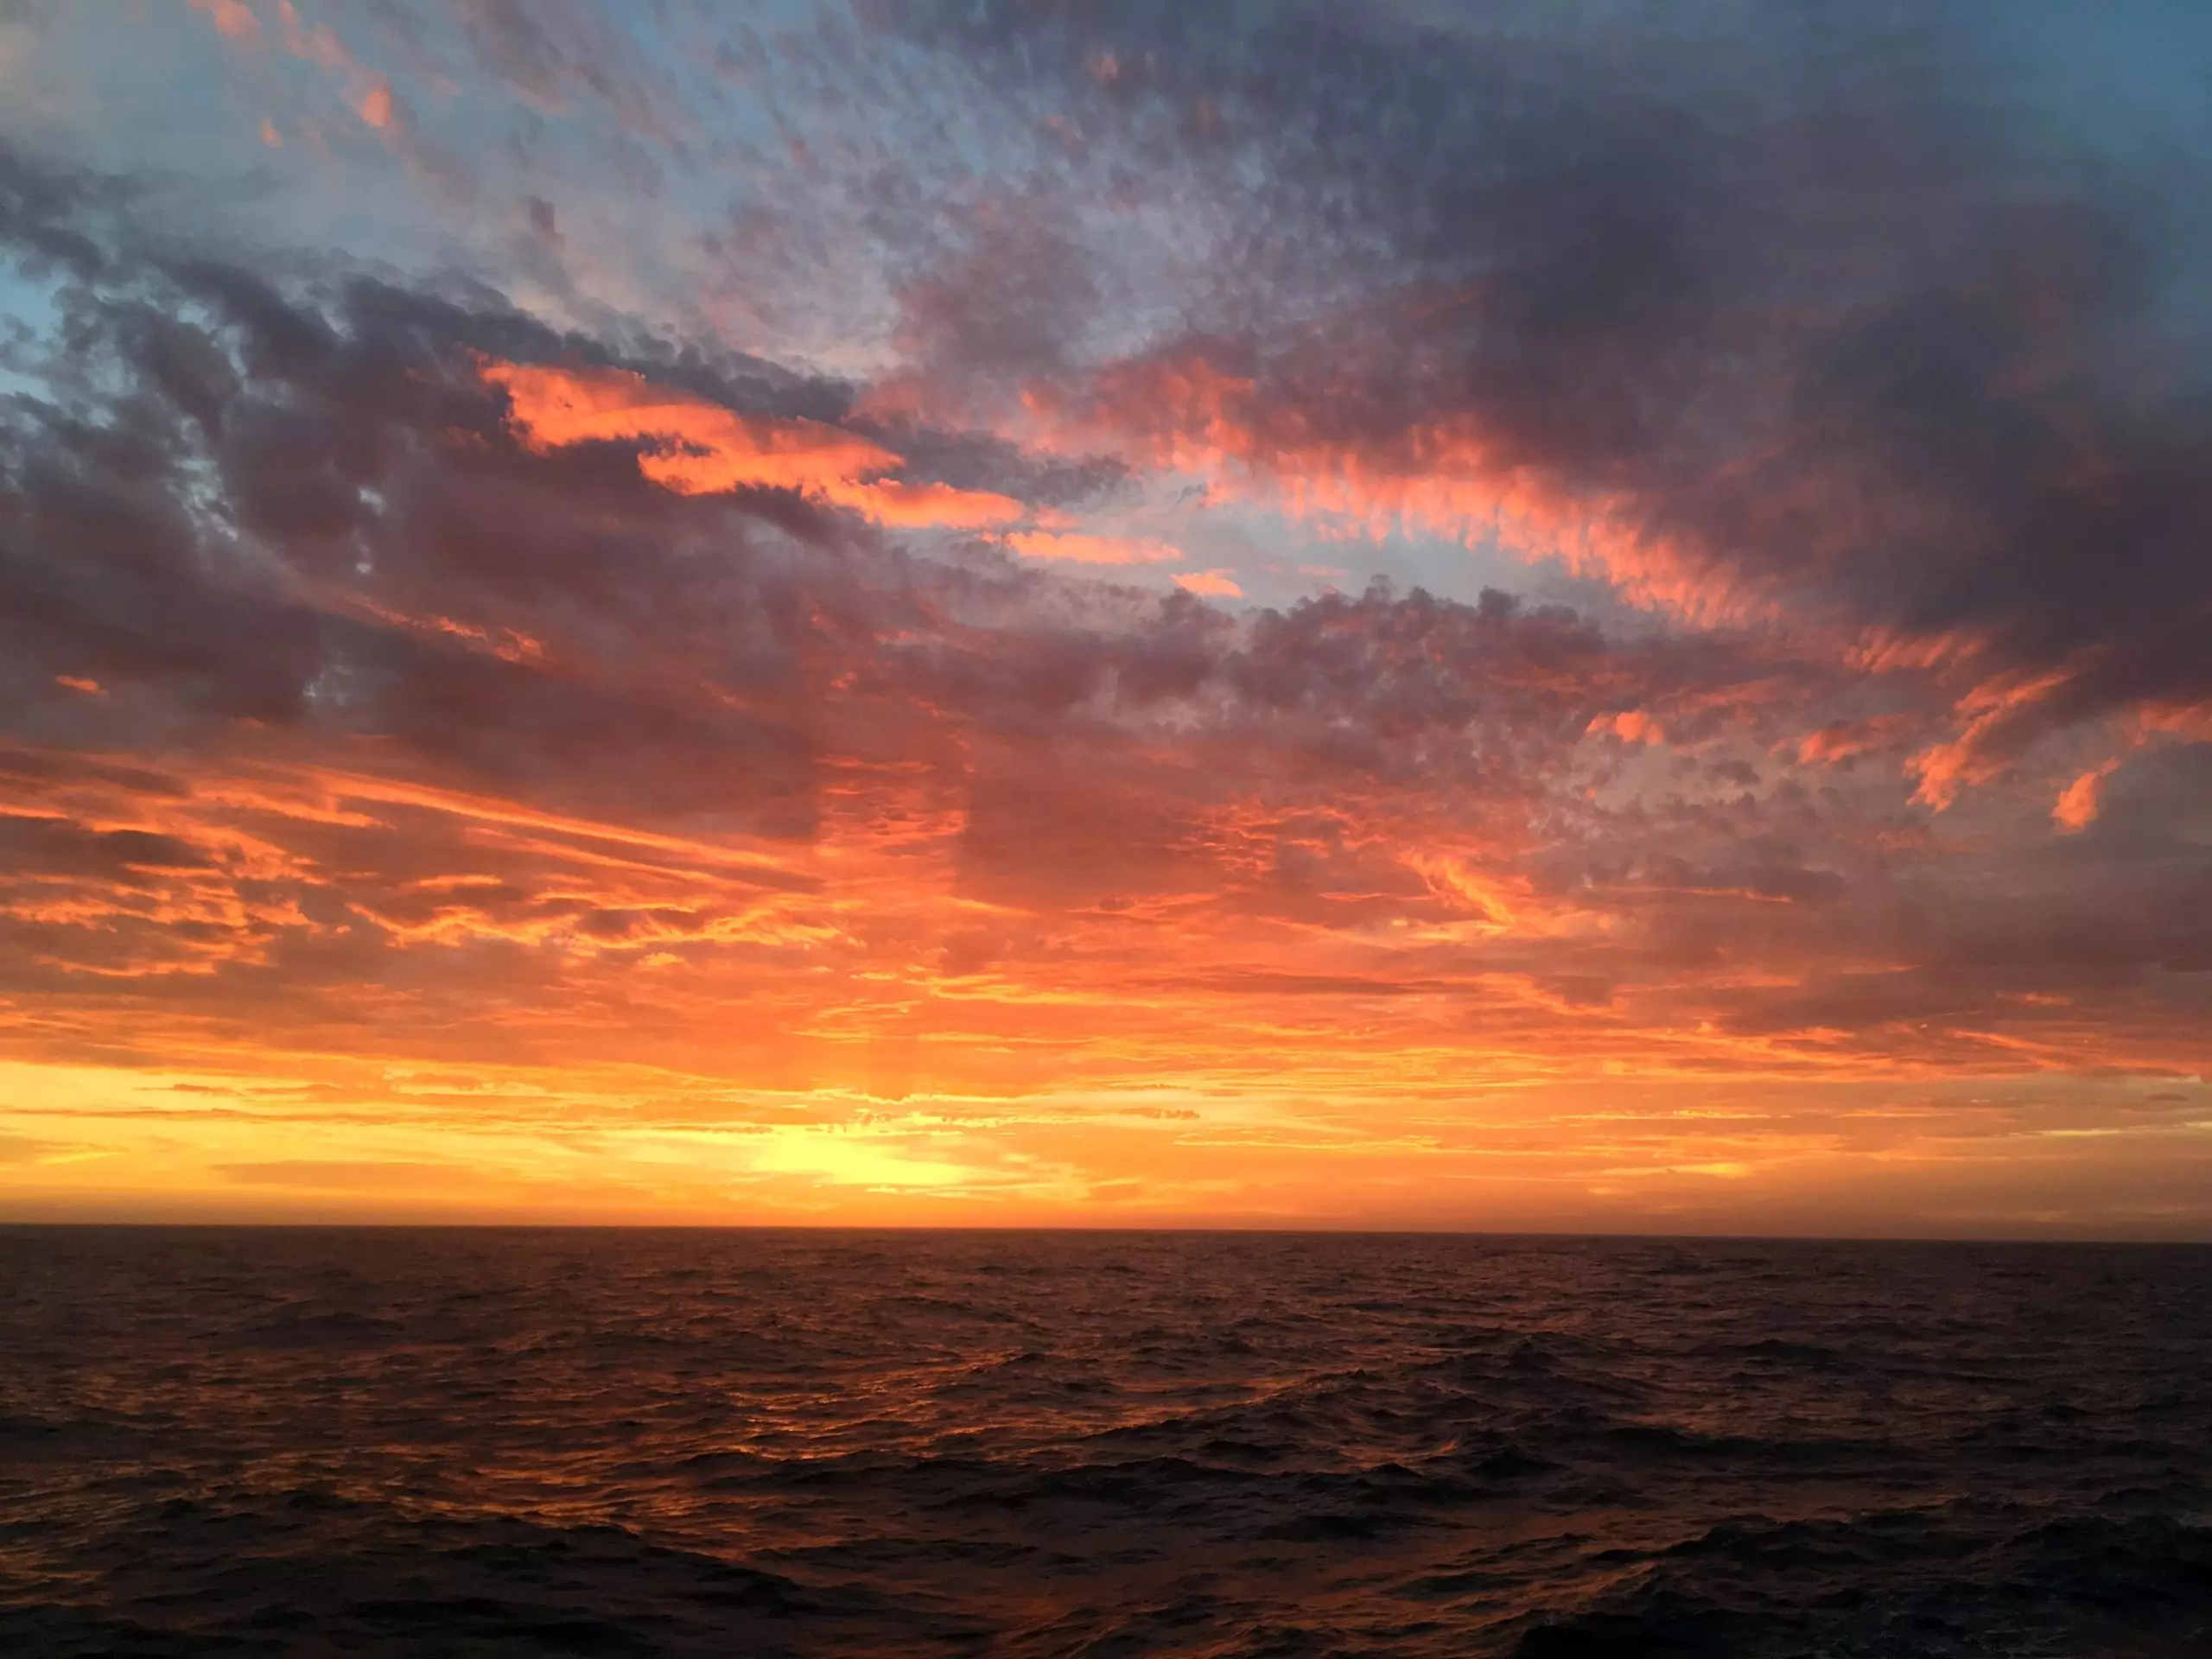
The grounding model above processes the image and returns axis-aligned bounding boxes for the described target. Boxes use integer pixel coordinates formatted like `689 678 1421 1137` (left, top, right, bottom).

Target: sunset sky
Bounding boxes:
3 0 2209 1234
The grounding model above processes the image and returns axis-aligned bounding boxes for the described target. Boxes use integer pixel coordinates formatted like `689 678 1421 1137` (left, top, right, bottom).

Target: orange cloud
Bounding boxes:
1795 715 1915 767
1004 531 1181 566
252 1 408 145
484 359 896 488
862 480 1026 530
341 598 545 665
8 686 2212 1230
276 0 346 71
1020 349 1756 626
188 0 260 41
480 360 1026 529
354 77 394 130
2132 699 2212 746
1910 663 2085 810
2052 761 2118 833
1173 569 1242 597
1588 710 1664 747
13 256 2212 1234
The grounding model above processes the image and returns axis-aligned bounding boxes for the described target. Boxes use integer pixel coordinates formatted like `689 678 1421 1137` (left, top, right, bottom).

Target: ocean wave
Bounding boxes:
2 1229 2207 1656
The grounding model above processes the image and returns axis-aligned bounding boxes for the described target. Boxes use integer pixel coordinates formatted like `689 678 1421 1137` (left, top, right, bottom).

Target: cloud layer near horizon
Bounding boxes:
0 1 2209 1231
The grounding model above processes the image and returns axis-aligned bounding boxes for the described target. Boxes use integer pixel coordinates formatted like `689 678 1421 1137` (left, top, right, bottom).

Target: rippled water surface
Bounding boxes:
3 1229 2209 1656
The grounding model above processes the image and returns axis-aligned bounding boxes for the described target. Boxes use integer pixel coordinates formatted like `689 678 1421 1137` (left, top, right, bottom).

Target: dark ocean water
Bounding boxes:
2 1230 2209 1658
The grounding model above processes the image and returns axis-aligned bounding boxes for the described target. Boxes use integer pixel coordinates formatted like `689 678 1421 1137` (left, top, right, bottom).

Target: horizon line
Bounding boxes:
4 1218 2208 1247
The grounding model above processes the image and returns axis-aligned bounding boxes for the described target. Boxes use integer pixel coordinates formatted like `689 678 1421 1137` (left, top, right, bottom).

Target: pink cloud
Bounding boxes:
1173 569 1243 597
1587 710 1665 747
355 78 394 130
188 0 260 41
2052 761 2119 834
276 0 346 71
480 359 1027 529
1004 531 1181 566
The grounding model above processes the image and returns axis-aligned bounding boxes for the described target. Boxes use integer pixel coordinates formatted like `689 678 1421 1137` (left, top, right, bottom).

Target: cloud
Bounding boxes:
275 0 346 72
216 1158 474 1188
1004 531 1179 566
0 1131 63 1164
353 76 393 130
480 358 1026 528
1173 569 1242 598
187 0 260 43
0 203 1913 1089
444 0 683 138
2053 761 2120 833
889 2 2212 790
1 6 2210 1226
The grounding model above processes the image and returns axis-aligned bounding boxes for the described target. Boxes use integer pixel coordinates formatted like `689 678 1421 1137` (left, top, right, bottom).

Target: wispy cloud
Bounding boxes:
1 2 2209 1230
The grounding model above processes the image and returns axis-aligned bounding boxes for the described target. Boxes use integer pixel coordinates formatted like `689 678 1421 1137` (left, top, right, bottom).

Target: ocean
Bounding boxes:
2 1228 2208 1656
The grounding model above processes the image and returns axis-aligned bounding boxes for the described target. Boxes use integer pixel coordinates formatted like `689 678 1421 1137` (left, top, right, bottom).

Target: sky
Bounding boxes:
2 0 2210 1235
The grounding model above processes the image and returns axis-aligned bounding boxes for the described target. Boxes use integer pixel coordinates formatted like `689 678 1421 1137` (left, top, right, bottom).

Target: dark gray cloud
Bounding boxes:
0 41 2207 1094
885 1 2212 752
1 137 1795 856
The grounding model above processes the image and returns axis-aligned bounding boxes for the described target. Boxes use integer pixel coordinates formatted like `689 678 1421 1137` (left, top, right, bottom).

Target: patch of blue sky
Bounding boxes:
1982 0 2212 377
1071 481 1577 613
0 263 60 403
